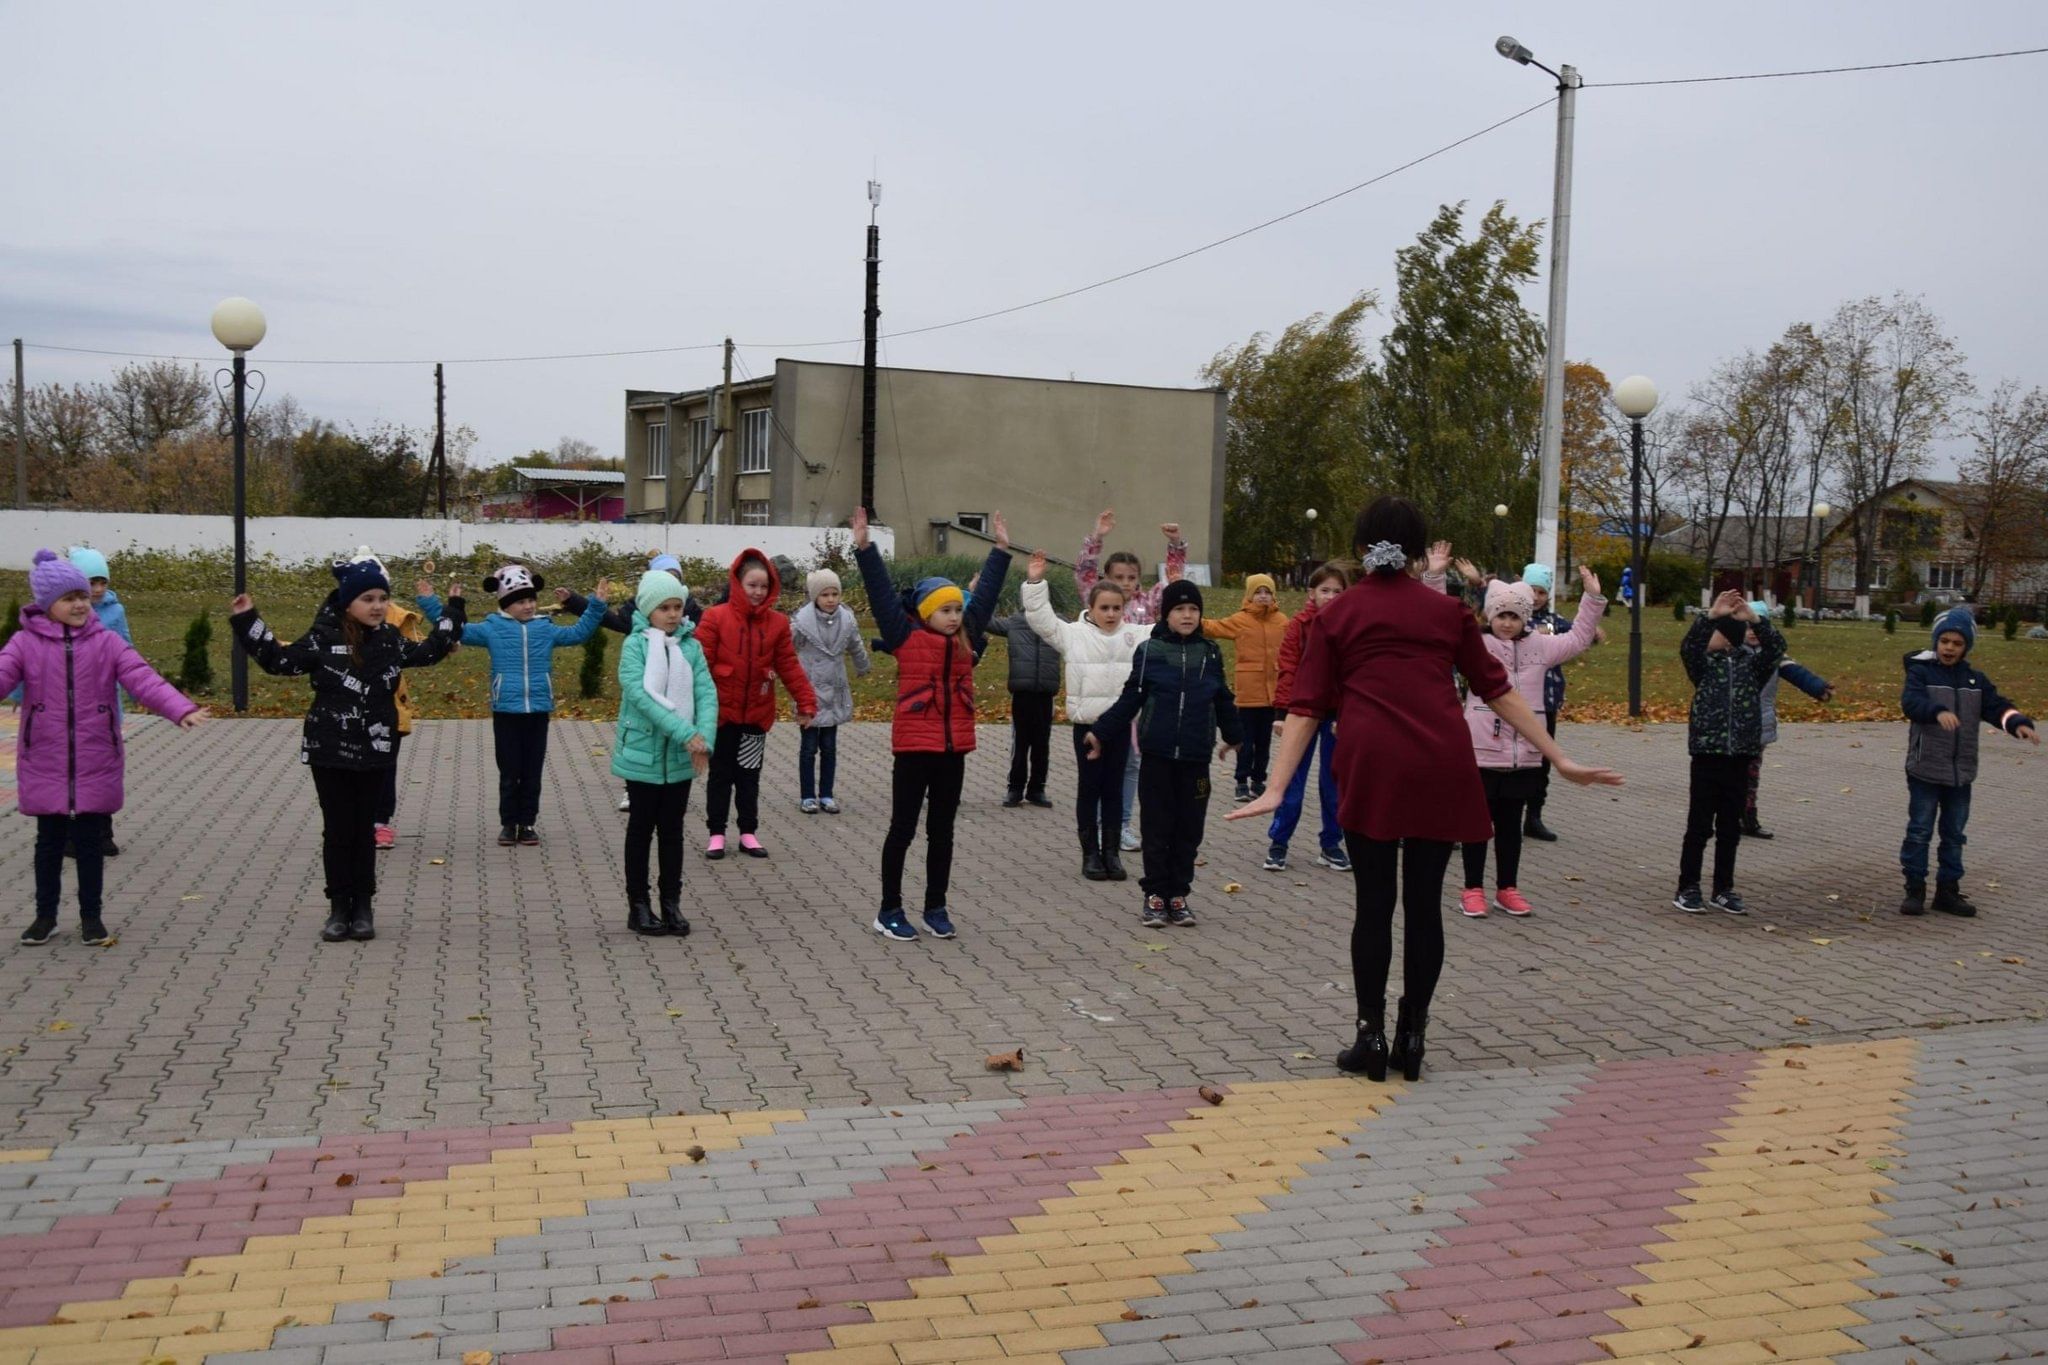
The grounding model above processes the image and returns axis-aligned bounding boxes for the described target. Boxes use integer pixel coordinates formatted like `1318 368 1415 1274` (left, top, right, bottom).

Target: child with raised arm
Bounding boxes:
1674 592 1783 916
1742 601 1833 838
5 551 207 947
789 568 870 814
852 507 1011 942
1086 580 1242 928
613 569 717 938
693 550 818 859
231 560 462 943
1201 573 1287 804
1022 552 1146 882
985 584 1064 810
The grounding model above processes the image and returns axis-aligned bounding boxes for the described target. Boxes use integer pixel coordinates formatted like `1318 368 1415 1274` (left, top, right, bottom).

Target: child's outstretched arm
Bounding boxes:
1779 660 1833 702
229 596 326 677
562 587 634 635
1530 568 1607 666
770 615 820 722
852 508 914 653
1977 673 2038 743
549 590 610 647
1021 557 1071 653
112 644 201 725
398 595 467 668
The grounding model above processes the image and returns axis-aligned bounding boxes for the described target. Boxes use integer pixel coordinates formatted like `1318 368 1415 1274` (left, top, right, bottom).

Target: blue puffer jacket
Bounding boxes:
449 595 608 714
1090 622 1245 762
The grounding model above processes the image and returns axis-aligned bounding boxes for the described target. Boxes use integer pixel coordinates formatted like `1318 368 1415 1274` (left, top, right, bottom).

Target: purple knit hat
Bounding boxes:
29 548 91 611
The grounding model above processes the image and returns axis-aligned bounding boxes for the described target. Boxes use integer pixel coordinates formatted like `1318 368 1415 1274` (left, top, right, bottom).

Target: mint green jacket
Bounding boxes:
611 613 718 785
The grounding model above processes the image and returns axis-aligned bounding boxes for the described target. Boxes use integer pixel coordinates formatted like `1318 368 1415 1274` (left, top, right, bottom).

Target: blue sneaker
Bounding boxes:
1315 845 1352 873
921 907 956 939
873 908 918 942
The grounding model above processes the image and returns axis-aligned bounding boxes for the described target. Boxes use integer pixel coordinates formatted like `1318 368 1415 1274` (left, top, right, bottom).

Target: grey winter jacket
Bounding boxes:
1901 650 2031 787
788 602 871 728
986 610 1064 694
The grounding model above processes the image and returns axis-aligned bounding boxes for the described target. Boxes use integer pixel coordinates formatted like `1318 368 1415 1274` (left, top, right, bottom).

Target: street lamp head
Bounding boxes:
1813 501 1831 519
210 297 266 353
1304 507 1318 522
1494 503 1510 519
1495 35 1534 65
1612 374 1659 420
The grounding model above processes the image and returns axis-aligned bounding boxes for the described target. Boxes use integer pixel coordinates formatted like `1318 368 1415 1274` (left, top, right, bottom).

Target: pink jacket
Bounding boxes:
1462 594 1605 769
0 607 197 816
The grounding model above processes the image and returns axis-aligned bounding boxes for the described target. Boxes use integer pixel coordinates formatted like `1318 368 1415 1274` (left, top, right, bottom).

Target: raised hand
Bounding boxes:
991 512 1010 551
851 506 870 551
1229 787 1282 821
1160 522 1181 541
1094 508 1116 538
1426 541 1452 575
1580 564 1601 596
595 577 617 601
553 587 572 603
1027 550 1047 583
448 582 465 602
230 593 254 615
1453 558 1480 582
414 577 435 598
1708 590 1742 618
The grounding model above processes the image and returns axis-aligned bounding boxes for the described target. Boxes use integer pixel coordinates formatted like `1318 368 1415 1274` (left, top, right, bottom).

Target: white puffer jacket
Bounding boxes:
1022 579 1147 724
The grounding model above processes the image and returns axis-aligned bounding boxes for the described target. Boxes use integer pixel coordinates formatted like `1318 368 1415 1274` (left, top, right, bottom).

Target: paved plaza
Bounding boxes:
1 717 2044 1362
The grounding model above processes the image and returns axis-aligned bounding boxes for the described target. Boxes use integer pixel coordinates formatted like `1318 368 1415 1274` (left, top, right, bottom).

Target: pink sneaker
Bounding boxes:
1460 887 1488 917
1494 887 1533 916
704 835 726 861
373 823 396 850
738 833 769 859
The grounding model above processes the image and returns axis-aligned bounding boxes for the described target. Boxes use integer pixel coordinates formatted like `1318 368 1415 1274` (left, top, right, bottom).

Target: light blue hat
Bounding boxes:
68 546 111 582
1521 562 1553 592
649 553 682 574
1748 599 1772 621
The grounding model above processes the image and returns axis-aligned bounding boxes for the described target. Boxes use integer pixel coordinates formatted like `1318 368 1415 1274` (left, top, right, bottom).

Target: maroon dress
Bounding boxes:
1289 571 1511 844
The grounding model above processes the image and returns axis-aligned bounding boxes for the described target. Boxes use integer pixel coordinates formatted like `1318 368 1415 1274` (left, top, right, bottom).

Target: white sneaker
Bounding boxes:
1119 827 1141 852
616 790 632 812
800 798 820 814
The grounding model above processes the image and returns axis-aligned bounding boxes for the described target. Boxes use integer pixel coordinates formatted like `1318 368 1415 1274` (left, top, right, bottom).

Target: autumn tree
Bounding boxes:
1955 380 2048 599
292 423 428 518
1558 360 1623 578
1204 294 1377 572
95 361 213 453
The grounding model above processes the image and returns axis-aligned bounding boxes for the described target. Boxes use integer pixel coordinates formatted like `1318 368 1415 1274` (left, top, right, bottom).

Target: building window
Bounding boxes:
737 499 771 526
1872 563 1890 589
956 512 988 534
645 422 667 479
1926 562 1965 592
690 417 713 492
740 409 772 474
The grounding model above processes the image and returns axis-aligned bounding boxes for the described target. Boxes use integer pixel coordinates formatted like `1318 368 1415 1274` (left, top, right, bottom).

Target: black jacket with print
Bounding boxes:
232 599 465 769
1679 614 1783 757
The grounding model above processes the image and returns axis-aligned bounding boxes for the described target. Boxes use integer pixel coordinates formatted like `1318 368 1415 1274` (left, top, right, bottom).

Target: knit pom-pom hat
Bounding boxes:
806 568 842 602
331 557 391 608
636 570 689 622
30 548 91 611
483 563 542 607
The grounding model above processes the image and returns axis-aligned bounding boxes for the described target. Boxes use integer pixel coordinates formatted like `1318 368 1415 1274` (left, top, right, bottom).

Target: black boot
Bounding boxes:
627 897 661 935
1102 848 1129 882
1740 814 1774 839
1003 789 1025 808
1899 878 1927 917
321 897 352 943
659 896 691 937
1390 997 1428 1081
1336 1006 1388 1081
1081 830 1108 881
349 892 376 942
1932 881 1977 918
1026 789 1053 808
1522 801 1557 841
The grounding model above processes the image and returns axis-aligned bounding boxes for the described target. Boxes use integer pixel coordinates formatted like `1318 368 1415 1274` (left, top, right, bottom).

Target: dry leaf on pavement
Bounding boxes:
1198 1086 1225 1105
985 1048 1025 1072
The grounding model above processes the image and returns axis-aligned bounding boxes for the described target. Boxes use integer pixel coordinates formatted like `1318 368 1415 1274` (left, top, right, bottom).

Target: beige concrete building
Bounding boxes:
623 360 1226 573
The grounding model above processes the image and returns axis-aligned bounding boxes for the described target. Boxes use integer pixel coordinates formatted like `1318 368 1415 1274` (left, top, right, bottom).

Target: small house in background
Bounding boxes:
479 467 627 522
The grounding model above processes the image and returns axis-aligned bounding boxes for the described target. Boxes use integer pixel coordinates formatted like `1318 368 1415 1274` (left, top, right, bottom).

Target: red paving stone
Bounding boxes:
1340 1052 1758 1365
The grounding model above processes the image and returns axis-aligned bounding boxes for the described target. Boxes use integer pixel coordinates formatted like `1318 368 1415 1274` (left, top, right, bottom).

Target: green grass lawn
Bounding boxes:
4 569 2042 725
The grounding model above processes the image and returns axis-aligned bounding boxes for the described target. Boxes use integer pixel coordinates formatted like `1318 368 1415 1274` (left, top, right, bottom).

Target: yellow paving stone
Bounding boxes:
1029 1301 1124 1330
1607 1302 1707 1330
961 1288 1072 1315
995 1325 1109 1355
894 1335 1007 1363
1695 1270 1799 1296
935 1310 1038 1338
0 1149 51 1164
1593 1325 1704 1355
827 1317 944 1347
1001 1264 1113 1292
790 1346 902 1365
1627 1279 1716 1306
911 1272 1012 1298
1677 1341 1782 1365
95 1313 221 1342
1774 1280 1867 1309
867 1295 975 1322
1694 1291 1794 1319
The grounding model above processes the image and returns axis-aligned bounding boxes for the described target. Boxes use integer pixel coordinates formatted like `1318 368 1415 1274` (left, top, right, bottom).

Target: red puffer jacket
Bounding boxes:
693 550 818 730
887 628 979 754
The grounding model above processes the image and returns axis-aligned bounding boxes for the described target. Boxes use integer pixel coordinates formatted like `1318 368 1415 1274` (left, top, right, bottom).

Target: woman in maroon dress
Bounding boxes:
1233 497 1622 1082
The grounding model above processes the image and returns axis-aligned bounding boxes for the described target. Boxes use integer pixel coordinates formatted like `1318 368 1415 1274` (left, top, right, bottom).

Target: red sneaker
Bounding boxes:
373 823 396 850
1494 887 1533 917
1460 888 1488 918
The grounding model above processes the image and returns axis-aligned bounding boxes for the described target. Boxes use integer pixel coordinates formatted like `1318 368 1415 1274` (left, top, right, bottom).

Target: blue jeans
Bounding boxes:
1901 776 1970 884
799 725 838 801
1268 718 1339 853
1119 728 1140 835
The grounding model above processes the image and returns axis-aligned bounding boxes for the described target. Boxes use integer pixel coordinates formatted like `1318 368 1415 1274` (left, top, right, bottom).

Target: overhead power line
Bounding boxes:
1586 43 2048 88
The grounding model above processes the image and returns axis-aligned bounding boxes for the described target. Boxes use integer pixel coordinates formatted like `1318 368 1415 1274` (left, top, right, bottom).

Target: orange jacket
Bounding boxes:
693 550 818 730
1201 574 1289 709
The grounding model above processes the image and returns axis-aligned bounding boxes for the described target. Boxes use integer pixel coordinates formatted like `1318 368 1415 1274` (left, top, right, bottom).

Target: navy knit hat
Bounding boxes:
332 557 391 608
1160 579 1204 618
1932 608 1975 653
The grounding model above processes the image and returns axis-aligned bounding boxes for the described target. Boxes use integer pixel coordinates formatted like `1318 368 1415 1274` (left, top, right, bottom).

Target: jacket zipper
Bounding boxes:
942 634 957 753
64 629 78 814
1173 639 1190 760
520 618 532 713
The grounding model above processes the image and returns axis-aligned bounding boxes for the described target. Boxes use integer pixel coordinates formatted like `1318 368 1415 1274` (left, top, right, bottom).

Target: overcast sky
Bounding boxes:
4 2 2044 473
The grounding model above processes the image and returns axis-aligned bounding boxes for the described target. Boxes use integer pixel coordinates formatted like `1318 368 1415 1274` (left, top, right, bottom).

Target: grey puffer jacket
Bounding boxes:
1901 651 2030 787
986 610 1063 694
788 602 870 728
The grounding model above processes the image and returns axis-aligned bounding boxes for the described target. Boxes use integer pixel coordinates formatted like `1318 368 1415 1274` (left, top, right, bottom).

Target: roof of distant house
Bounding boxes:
512 466 625 486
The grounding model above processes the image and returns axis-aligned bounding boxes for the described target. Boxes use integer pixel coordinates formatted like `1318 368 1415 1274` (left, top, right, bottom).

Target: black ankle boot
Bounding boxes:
1003 789 1025 808
1522 803 1557 841
1336 1007 1388 1081
349 893 376 942
1740 814 1774 839
659 896 690 937
321 898 352 943
1932 882 1977 918
627 897 661 935
1390 997 1428 1081
1102 849 1129 882
1081 831 1108 881
1899 879 1927 916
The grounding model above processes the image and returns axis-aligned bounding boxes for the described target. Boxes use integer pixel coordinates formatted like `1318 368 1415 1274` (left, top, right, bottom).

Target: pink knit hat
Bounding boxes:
1483 579 1536 623
29 548 91 611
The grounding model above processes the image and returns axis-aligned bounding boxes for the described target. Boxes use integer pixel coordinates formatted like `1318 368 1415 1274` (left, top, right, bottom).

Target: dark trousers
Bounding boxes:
625 780 692 902
492 712 551 827
1138 756 1210 900
1345 833 1454 1022
1745 753 1763 816
1901 776 1970 885
310 764 382 904
1680 753 1751 895
1529 708 1557 814
1073 723 1130 848
374 733 404 826
705 722 766 836
1234 708 1276 787
799 725 838 801
1462 769 1531 889
880 751 966 912
36 815 106 921
1007 691 1055 796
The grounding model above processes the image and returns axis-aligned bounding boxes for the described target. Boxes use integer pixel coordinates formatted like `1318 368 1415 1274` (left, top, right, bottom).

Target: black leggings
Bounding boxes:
1680 754 1749 896
625 780 692 902
311 764 382 904
375 733 404 825
35 815 106 921
880 751 967 913
492 712 550 827
1462 769 1535 889
705 722 766 836
1008 691 1055 795
1345 833 1454 1022
1234 707 1276 786
1072 723 1129 848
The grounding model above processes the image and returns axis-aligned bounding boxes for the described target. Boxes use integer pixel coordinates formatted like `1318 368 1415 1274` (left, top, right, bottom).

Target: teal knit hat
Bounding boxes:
636 569 689 621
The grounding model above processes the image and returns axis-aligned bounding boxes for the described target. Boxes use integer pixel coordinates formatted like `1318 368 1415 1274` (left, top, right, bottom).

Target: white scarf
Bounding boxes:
640 627 696 724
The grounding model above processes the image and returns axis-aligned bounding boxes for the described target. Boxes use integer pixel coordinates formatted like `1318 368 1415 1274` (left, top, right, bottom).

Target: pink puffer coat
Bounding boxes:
0 607 197 816
1462 594 1606 769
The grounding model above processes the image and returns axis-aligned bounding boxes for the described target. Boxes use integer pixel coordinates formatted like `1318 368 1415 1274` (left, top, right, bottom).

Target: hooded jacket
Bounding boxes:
314 591 434 734
1200 575 1289 708
1758 658 1831 747
1680 613 1784 757
231 597 463 770
855 541 1009 754
1022 578 1146 724
0 606 198 816
448 592 607 714
788 599 871 728
985 607 1064 695
1463 592 1606 769
1092 620 1245 762
611 611 719 785
1901 612 2032 786
693 549 818 730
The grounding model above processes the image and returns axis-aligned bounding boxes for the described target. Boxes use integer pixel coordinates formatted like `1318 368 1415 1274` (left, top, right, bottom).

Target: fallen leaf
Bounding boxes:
1811 938 1833 946
1292 1051 1315 1059
46 1020 71 1032
369 1311 394 1321
1120 1309 1145 1321
180 894 203 902
1793 1016 1812 1026
985 1048 1025 1072
462 1354 494 1365
684 1145 707 1163
430 858 446 866
667 1009 684 1017
1223 882 1243 894
1825 894 1841 902
1496 1340 1517 1351
796 1297 820 1310
1784 1059 1807 1070
466 1014 487 1022
335 1174 356 1187
1198 1086 1225 1106
1688 1333 1707 1348
1240 1299 1261 1309
2003 956 2027 965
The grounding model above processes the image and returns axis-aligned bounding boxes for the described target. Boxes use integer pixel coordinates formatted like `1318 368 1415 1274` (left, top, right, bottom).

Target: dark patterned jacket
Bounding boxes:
1679 614 1783 757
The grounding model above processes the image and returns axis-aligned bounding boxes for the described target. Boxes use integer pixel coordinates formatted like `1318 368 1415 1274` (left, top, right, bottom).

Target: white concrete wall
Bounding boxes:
0 511 893 570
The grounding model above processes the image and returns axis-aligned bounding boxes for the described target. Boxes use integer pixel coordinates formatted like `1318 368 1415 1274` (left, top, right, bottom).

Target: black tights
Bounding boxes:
880 751 966 913
625 780 692 902
35 815 106 922
1461 797 1526 888
1345 833 1453 1023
